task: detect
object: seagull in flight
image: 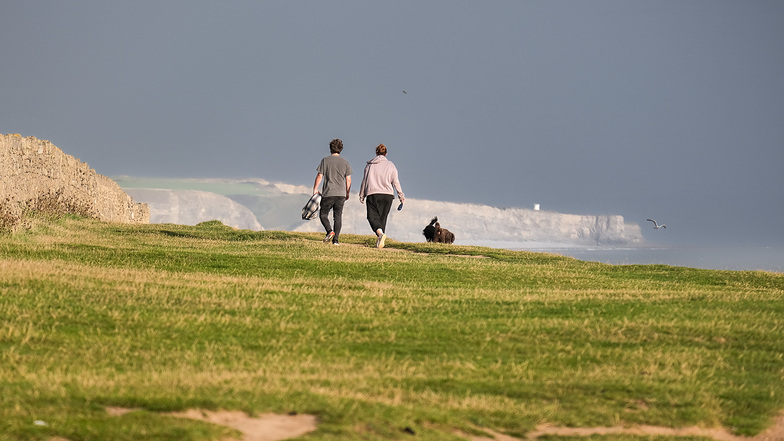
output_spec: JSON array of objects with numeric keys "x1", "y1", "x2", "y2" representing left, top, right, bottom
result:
[{"x1": 646, "y1": 218, "x2": 666, "y2": 229}]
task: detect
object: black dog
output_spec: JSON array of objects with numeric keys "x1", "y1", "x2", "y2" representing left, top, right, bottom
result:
[
  {"x1": 423, "y1": 217, "x2": 438, "y2": 242},
  {"x1": 424, "y1": 216, "x2": 455, "y2": 244},
  {"x1": 433, "y1": 221, "x2": 455, "y2": 244}
]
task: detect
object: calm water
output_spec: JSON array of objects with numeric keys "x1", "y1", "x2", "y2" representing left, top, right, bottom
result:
[{"x1": 462, "y1": 241, "x2": 784, "y2": 273}]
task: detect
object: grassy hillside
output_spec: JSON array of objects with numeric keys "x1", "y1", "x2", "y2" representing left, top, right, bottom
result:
[{"x1": 1, "y1": 215, "x2": 783, "y2": 441}]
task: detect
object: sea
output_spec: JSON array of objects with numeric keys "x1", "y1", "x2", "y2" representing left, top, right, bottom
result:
[{"x1": 460, "y1": 241, "x2": 784, "y2": 273}]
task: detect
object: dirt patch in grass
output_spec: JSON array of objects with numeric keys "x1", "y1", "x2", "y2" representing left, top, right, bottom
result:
[
  {"x1": 68, "y1": 407, "x2": 784, "y2": 441},
  {"x1": 105, "y1": 407, "x2": 317, "y2": 441},
  {"x1": 467, "y1": 412, "x2": 784, "y2": 441},
  {"x1": 167, "y1": 409, "x2": 317, "y2": 441},
  {"x1": 335, "y1": 241, "x2": 488, "y2": 258}
]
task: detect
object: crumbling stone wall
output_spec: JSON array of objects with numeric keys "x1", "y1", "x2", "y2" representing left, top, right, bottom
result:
[{"x1": 1, "y1": 134, "x2": 149, "y2": 224}]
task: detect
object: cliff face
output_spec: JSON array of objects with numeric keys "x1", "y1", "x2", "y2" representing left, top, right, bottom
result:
[
  {"x1": 117, "y1": 177, "x2": 645, "y2": 247},
  {"x1": 124, "y1": 188, "x2": 262, "y2": 231},
  {"x1": 292, "y1": 198, "x2": 645, "y2": 246},
  {"x1": 0, "y1": 134, "x2": 149, "y2": 224},
  {"x1": 400, "y1": 201, "x2": 644, "y2": 246}
]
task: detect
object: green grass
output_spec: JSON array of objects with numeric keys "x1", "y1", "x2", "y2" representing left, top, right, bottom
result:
[{"x1": 1, "y1": 216, "x2": 782, "y2": 440}]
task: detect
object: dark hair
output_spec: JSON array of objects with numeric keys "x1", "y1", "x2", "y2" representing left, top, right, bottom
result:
[
  {"x1": 375, "y1": 143, "x2": 387, "y2": 156},
  {"x1": 329, "y1": 138, "x2": 343, "y2": 154}
]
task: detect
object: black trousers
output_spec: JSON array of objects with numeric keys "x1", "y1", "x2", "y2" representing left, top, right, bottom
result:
[
  {"x1": 366, "y1": 194, "x2": 394, "y2": 234},
  {"x1": 319, "y1": 196, "x2": 346, "y2": 242}
]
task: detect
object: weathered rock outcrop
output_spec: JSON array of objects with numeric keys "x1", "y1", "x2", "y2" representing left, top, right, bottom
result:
[{"x1": 1, "y1": 134, "x2": 149, "y2": 223}]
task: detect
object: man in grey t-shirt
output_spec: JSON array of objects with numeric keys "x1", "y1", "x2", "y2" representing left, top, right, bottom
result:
[{"x1": 313, "y1": 138, "x2": 352, "y2": 245}]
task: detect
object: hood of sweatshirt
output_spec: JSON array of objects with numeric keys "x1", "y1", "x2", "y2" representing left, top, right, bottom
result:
[{"x1": 367, "y1": 155, "x2": 388, "y2": 165}]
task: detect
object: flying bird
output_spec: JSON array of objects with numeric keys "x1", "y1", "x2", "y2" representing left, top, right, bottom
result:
[
  {"x1": 646, "y1": 218, "x2": 666, "y2": 229},
  {"x1": 402, "y1": 90, "x2": 407, "y2": 94}
]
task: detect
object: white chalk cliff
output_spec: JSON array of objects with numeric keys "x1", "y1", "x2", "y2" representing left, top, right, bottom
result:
[
  {"x1": 124, "y1": 188, "x2": 262, "y2": 231},
  {"x1": 119, "y1": 177, "x2": 644, "y2": 247}
]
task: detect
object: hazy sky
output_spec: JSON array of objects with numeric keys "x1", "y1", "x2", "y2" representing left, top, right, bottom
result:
[{"x1": 2, "y1": 1, "x2": 783, "y2": 246}]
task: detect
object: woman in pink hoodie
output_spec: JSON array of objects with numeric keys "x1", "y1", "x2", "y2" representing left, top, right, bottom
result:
[{"x1": 359, "y1": 144, "x2": 406, "y2": 248}]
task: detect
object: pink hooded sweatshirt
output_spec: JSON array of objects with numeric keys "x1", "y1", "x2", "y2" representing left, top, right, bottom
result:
[{"x1": 359, "y1": 155, "x2": 405, "y2": 203}]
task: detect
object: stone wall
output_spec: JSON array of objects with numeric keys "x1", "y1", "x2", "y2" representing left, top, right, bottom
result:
[{"x1": 1, "y1": 134, "x2": 149, "y2": 224}]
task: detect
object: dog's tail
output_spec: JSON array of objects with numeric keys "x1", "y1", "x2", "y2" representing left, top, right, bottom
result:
[{"x1": 429, "y1": 216, "x2": 438, "y2": 226}]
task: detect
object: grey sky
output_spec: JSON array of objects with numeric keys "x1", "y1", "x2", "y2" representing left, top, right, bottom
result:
[{"x1": 2, "y1": 1, "x2": 783, "y2": 246}]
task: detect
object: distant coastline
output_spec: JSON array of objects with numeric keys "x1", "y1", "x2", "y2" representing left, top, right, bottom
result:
[
  {"x1": 118, "y1": 176, "x2": 646, "y2": 247},
  {"x1": 464, "y1": 240, "x2": 784, "y2": 273}
]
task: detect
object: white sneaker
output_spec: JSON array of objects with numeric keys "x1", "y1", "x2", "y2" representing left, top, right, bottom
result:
[{"x1": 376, "y1": 233, "x2": 386, "y2": 249}]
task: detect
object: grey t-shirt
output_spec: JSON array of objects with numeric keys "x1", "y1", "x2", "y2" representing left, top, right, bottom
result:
[{"x1": 317, "y1": 155, "x2": 353, "y2": 198}]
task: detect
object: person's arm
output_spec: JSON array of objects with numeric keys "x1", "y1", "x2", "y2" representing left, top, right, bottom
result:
[
  {"x1": 358, "y1": 164, "x2": 369, "y2": 203},
  {"x1": 391, "y1": 167, "x2": 405, "y2": 203},
  {"x1": 345, "y1": 175, "x2": 352, "y2": 200},
  {"x1": 313, "y1": 173, "x2": 323, "y2": 195}
]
